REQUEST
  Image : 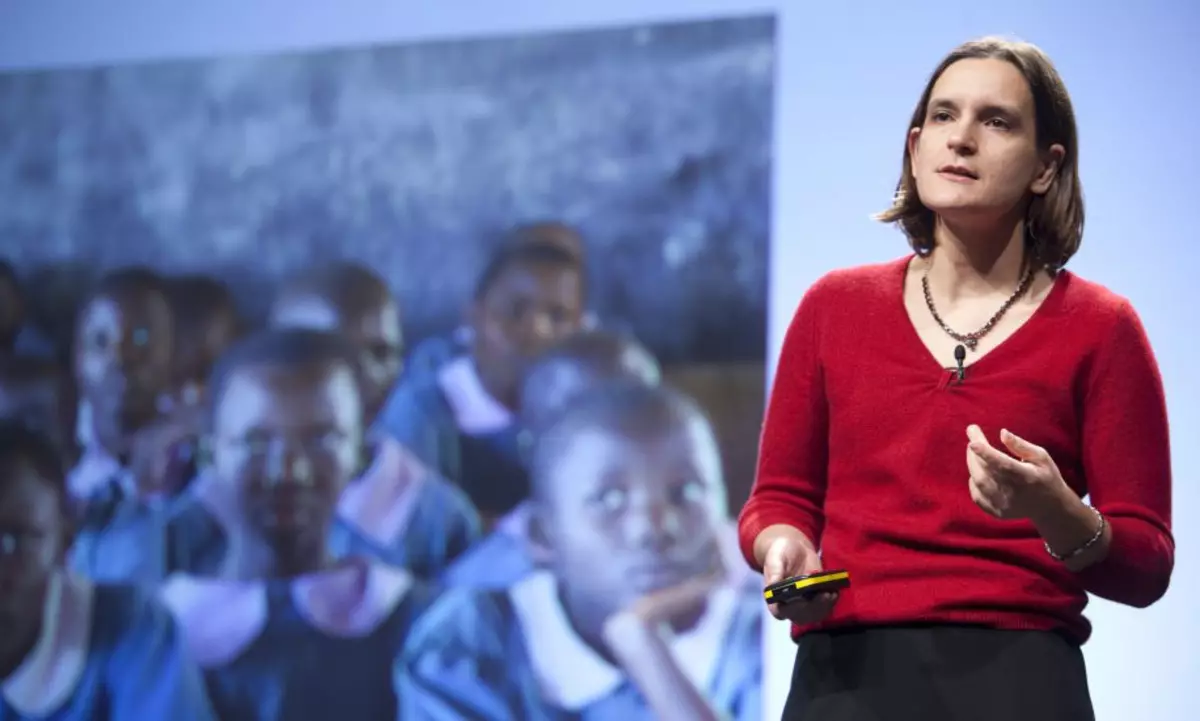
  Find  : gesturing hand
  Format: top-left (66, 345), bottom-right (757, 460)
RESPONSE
top-left (966, 424), bottom-right (1068, 521)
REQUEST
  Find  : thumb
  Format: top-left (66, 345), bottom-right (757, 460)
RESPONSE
top-left (1001, 429), bottom-right (1045, 463)
top-left (762, 538), bottom-right (792, 585)
top-left (800, 548), bottom-right (824, 575)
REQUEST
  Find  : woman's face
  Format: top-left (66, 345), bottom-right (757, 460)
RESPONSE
top-left (908, 58), bottom-right (1061, 226)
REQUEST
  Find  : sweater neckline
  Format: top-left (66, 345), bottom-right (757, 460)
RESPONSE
top-left (891, 254), bottom-right (1071, 377)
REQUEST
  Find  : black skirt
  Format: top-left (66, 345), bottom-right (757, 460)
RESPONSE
top-left (781, 624), bottom-right (1095, 721)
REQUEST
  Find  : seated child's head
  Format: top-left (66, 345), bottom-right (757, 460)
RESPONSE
top-left (165, 274), bottom-right (240, 412)
top-left (519, 329), bottom-right (660, 435)
top-left (0, 261), bottom-right (23, 355)
top-left (0, 356), bottom-right (78, 463)
top-left (206, 329), bottom-right (363, 575)
top-left (269, 263), bottom-right (403, 424)
top-left (529, 384), bottom-right (727, 637)
top-left (506, 222), bottom-right (587, 266)
top-left (0, 422), bottom-right (71, 670)
top-left (470, 239), bottom-right (586, 409)
top-left (73, 267), bottom-right (174, 458)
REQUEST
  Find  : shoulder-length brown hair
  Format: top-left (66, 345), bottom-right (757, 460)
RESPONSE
top-left (875, 37), bottom-right (1085, 270)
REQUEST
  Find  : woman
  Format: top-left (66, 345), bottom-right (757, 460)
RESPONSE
top-left (738, 37), bottom-right (1173, 721)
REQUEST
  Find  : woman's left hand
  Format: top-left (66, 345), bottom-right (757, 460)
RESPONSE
top-left (966, 425), bottom-right (1068, 521)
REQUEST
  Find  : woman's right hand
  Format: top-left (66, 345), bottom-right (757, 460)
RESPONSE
top-left (759, 528), bottom-right (839, 625)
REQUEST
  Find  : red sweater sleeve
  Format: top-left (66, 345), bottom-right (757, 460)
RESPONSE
top-left (1076, 300), bottom-right (1174, 607)
top-left (737, 283), bottom-right (829, 570)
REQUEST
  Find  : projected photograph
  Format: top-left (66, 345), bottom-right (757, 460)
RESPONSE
top-left (0, 13), bottom-right (773, 720)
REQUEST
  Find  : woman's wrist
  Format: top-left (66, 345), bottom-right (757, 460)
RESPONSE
top-left (1030, 486), bottom-right (1110, 571)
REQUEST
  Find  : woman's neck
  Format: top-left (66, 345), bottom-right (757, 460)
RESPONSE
top-left (926, 213), bottom-right (1029, 302)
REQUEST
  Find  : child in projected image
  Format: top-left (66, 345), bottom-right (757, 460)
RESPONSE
top-left (404, 222), bottom-right (592, 379)
top-left (0, 422), bottom-right (214, 720)
top-left (267, 262), bottom-right (481, 579)
top-left (69, 268), bottom-right (198, 584)
top-left (159, 328), bottom-right (434, 721)
top-left (71, 273), bottom-right (237, 582)
top-left (442, 328), bottom-right (661, 590)
top-left (164, 274), bottom-right (241, 414)
top-left (0, 357), bottom-right (78, 467)
top-left (396, 384), bottom-right (762, 721)
top-left (377, 236), bottom-right (587, 524)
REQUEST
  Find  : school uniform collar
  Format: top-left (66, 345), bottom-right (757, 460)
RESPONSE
top-left (75, 399), bottom-right (94, 448)
top-left (160, 559), bottom-right (413, 669)
top-left (2, 572), bottom-right (95, 717)
top-left (493, 501), bottom-right (533, 539)
top-left (436, 356), bottom-right (513, 434)
top-left (336, 436), bottom-right (428, 548)
top-left (67, 445), bottom-right (130, 502)
top-left (508, 569), bottom-right (738, 712)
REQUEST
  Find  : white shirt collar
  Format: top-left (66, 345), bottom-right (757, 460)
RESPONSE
top-left (2, 573), bottom-right (95, 717)
top-left (508, 570), bottom-right (738, 711)
top-left (75, 399), bottom-right (94, 448)
top-left (436, 356), bottom-right (513, 434)
top-left (67, 446), bottom-right (129, 502)
top-left (336, 436), bottom-right (428, 548)
top-left (160, 560), bottom-right (413, 669)
top-left (493, 501), bottom-right (533, 538)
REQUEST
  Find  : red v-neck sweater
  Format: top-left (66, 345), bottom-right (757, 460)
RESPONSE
top-left (739, 256), bottom-right (1174, 644)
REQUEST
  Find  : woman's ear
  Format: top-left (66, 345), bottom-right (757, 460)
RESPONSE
top-left (1031, 143), bottom-right (1065, 195)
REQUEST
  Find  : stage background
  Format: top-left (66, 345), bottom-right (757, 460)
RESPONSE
top-left (2, 2), bottom-right (1196, 720)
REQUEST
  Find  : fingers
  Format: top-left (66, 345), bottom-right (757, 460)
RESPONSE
top-left (966, 444), bottom-right (987, 477)
top-left (762, 555), bottom-right (783, 587)
top-left (966, 424), bottom-right (989, 445)
top-left (966, 425), bottom-right (1013, 472)
top-left (770, 591), bottom-right (839, 625)
top-left (969, 476), bottom-right (1005, 518)
top-left (969, 439), bottom-right (1023, 476)
top-left (1000, 428), bottom-right (1047, 464)
top-left (762, 536), bottom-right (798, 586)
